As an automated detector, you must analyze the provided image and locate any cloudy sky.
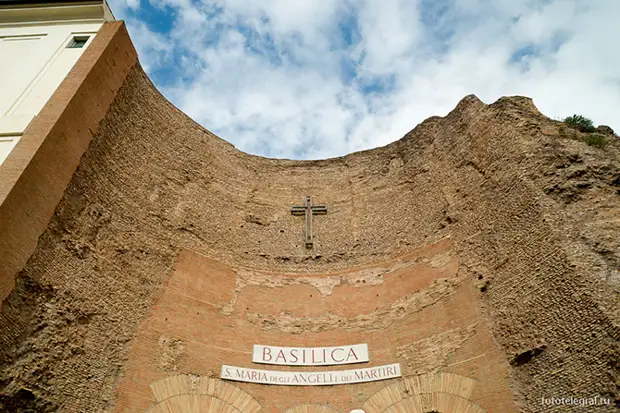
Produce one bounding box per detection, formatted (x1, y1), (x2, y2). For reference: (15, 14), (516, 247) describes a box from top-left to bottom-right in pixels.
(107, 0), (620, 160)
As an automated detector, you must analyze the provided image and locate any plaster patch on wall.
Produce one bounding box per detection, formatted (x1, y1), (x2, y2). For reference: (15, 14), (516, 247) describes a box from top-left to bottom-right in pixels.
(395, 323), (478, 374)
(219, 252), (452, 315)
(245, 276), (462, 334)
(426, 251), (454, 268)
(157, 336), (185, 372)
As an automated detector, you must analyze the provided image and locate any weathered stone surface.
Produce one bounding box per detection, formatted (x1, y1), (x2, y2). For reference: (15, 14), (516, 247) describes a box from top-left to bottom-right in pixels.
(596, 125), (616, 136)
(0, 23), (619, 413)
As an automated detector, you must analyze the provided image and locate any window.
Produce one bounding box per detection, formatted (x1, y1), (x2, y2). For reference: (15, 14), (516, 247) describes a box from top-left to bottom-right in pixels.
(67, 36), (89, 49)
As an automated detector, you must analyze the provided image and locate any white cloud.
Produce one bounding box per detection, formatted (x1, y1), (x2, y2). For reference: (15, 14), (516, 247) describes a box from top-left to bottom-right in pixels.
(125, 20), (172, 73)
(110, 0), (620, 159)
(356, 0), (421, 74)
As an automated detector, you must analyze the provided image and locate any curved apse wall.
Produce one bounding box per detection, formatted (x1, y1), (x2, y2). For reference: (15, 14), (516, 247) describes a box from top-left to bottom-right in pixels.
(0, 21), (618, 413)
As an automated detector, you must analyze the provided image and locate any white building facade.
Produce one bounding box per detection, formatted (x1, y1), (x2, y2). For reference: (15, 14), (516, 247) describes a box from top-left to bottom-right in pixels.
(0, 0), (113, 164)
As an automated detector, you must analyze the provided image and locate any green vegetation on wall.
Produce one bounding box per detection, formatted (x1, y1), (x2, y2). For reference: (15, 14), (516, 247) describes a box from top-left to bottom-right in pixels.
(583, 134), (607, 148)
(560, 114), (615, 149)
(563, 115), (597, 133)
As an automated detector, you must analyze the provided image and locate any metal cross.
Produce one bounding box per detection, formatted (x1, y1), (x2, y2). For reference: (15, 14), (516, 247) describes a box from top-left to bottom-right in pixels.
(291, 196), (327, 248)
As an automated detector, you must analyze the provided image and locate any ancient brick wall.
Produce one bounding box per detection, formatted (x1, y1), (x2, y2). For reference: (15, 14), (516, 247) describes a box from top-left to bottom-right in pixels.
(0, 20), (136, 338)
(112, 241), (515, 413)
(0, 23), (618, 413)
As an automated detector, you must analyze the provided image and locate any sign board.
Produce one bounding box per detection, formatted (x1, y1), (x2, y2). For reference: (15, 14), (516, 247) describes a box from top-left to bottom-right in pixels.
(252, 344), (369, 366)
(221, 363), (401, 386)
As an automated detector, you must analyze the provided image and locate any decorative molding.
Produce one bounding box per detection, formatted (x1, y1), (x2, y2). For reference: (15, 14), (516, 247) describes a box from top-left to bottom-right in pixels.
(0, 2), (112, 26)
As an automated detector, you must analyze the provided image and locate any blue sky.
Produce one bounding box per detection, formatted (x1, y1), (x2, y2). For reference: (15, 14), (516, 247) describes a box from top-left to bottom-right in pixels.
(108, 0), (620, 160)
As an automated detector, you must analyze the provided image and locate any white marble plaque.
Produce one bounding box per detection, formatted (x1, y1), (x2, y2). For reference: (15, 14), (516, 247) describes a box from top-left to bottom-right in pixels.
(252, 344), (369, 366)
(221, 363), (401, 386)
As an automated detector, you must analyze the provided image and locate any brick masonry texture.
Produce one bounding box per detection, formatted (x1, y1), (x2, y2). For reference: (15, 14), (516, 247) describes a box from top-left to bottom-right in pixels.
(1, 22), (619, 413)
(0, 21), (135, 314)
(112, 241), (514, 413)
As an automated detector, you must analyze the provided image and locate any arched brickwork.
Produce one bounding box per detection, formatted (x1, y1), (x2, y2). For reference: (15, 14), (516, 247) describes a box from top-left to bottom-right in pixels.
(148, 395), (242, 413)
(2, 17), (617, 413)
(146, 375), (262, 413)
(381, 394), (486, 413)
(362, 373), (486, 413)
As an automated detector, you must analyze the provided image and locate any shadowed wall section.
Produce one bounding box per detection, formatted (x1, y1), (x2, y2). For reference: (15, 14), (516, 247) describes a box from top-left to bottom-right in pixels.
(0, 20), (618, 413)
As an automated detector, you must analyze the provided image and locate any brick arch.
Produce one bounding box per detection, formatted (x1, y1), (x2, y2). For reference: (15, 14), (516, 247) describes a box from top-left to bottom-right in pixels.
(383, 393), (486, 413)
(147, 394), (242, 413)
(362, 373), (487, 413)
(145, 375), (262, 413)
(282, 404), (342, 413)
